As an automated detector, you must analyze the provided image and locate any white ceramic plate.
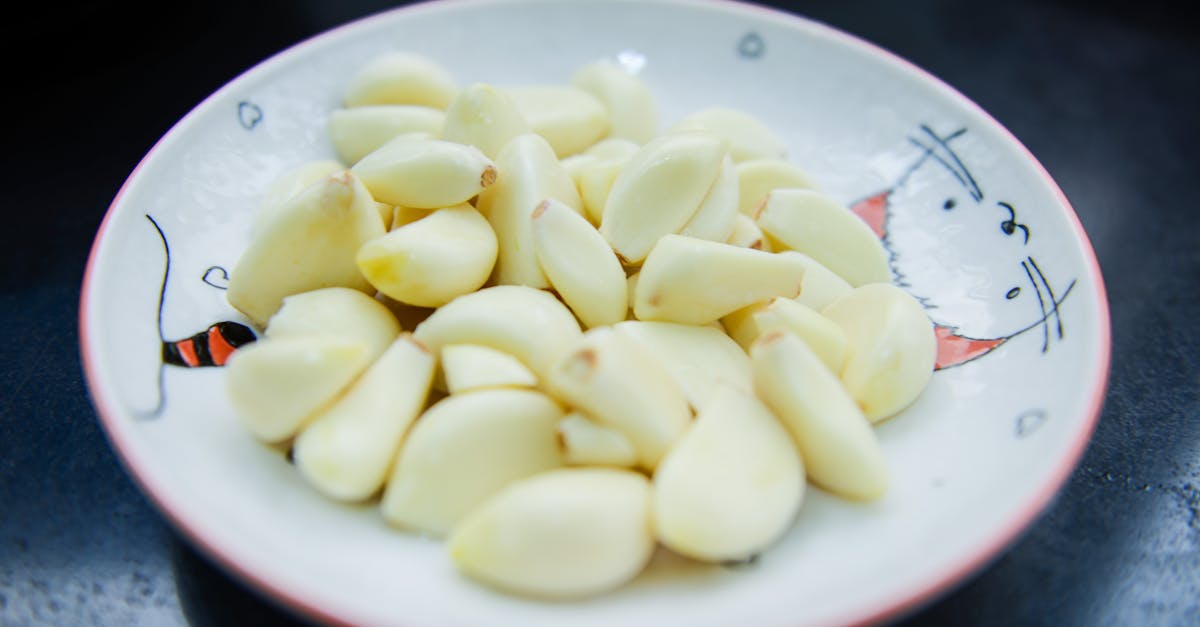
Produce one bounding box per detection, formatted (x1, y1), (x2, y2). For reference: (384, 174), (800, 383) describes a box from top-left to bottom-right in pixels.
(80, 1), (1111, 625)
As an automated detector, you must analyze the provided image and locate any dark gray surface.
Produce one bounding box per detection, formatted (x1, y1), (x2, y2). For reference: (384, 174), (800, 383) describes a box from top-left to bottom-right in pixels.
(2, 0), (1196, 624)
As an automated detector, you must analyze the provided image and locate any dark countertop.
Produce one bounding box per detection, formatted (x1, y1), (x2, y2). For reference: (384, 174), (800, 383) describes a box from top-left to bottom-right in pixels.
(2, 0), (1196, 624)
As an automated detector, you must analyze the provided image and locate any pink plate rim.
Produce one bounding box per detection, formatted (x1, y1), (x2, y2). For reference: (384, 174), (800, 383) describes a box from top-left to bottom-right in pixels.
(78, 1), (1112, 625)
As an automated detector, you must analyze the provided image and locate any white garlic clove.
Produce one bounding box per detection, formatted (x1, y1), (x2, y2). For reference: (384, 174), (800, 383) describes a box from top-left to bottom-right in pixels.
(228, 171), (384, 326)
(531, 199), (627, 328)
(670, 108), (787, 162)
(613, 320), (752, 411)
(821, 283), (936, 422)
(412, 285), (582, 381)
(547, 327), (691, 470)
(735, 158), (817, 215)
(351, 137), (497, 209)
(751, 330), (888, 500)
(504, 85), (610, 157)
(476, 133), (583, 287)
(343, 52), (457, 109)
(680, 155), (739, 243)
(265, 287), (401, 362)
(570, 60), (659, 144)
(599, 132), (726, 263)
(756, 189), (891, 287)
(653, 384), (804, 562)
(293, 334), (435, 501)
(226, 336), (372, 443)
(633, 234), (807, 325)
(440, 83), (530, 159)
(448, 468), (654, 599)
(327, 105), (445, 164)
(381, 389), (563, 536)
(357, 203), (498, 308)
(441, 343), (538, 394)
(557, 412), (638, 468)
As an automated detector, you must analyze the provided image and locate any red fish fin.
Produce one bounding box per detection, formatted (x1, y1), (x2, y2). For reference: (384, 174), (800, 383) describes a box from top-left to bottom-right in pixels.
(935, 325), (1005, 369)
(850, 192), (889, 238)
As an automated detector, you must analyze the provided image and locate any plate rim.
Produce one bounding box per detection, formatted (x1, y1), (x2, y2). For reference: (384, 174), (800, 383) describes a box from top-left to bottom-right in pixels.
(78, 0), (1113, 625)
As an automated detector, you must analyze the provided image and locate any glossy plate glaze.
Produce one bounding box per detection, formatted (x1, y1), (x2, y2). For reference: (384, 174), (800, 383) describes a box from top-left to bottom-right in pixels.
(79, 1), (1110, 625)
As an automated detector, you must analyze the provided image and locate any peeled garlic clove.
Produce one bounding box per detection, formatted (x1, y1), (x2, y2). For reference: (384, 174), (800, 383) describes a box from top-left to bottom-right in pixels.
(504, 85), (609, 157)
(613, 320), (751, 411)
(633, 235), (807, 325)
(449, 468), (653, 599)
(441, 83), (530, 159)
(327, 105), (445, 164)
(390, 206), (433, 230)
(560, 153), (599, 186)
(357, 204), (498, 308)
(726, 213), (768, 250)
(228, 171), (385, 326)
(531, 199), (627, 328)
(670, 108), (787, 162)
(254, 160), (345, 235)
(576, 157), (626, 225)
(735, 159), (817, 215)
(720, 302), (769, 351)
(751, 331), (888, 500)
(571, 60), (658, 144)
(754, 297), (849, 373)
(547, 327), (690, 470)
(442, 343), (538, 394)
(680, 155), (739, 243)
(557, 412), (638, 468)
(654, 384), (803, 562)
(821, 284), (936, 422)
(343, 52), (457, 109)
(294, 334), (434, 501)
(756, 189), (890, 287)
(476, 133), (583, 287)
(413, 285), (582, 380)
(265, 287), (401, 362)
(599, 132), (726, 263)
(226, 336), (372, 443)
(381, 389), (563, 536)
(351, 137), (496, 209)
(788, 252), (854, 310)
(583, 138), (640, 160)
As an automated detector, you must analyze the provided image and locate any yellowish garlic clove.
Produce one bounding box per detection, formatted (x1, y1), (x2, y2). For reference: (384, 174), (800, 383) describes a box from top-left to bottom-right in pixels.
(570, 60), (659, 144)
(265, 287), (401, 362)
(531, 199), (627, 328)
(633, 234), (807, 325)
(680, 155), (740, 243)
(343, 51), (457, 109)
(504, 85), (610, 157)
(751, 330), (888, 500)
(821, 284), (936, 422)
(227, 171), (384, 326)
(412, 285), (582, 381)
(756, 189), (891, 287)
(327, 105), (445, 164)
(547, 327), (691, 470)
(735, 158), (817, 215)
(476, 133), (583, 287)
(381, 389), (563, 536)
(670, 108), (787, 162)
(351, 137), (497, 209)
(599, 132), (726, 263)
(357, 204), (498, 308)
(557, 412), (639, 468)
(441, 83), (530, 159)
(293, 334), (435, 501)
(441, 343), (538, 394)
(613, 320), (752, 411)
(448, 468), (654, 599)
(226, 336), (372, 443)
(653, 384), (804, 562)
